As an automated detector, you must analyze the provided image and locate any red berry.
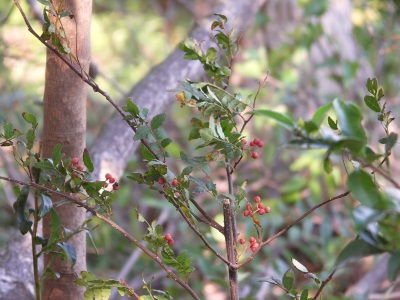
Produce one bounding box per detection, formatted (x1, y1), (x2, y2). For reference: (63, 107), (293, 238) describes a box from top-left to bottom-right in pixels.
(239, 238), (245, 245)
(105, 173), (112, 180)
(242, 145), (247, 150)
(77, 165), (84, 171)
(249, 141), (255, 147)
(246, 203), (252, 210)
(253, 138), (261, 145)
(251, 152), (259, 159)
(174, 192), (180, 198)
(168, 239), (175, 245)
(243, 210), (251, 217)
(71, 157), (79, 165)
(109, 177), (116, 183)
(113, 182), (119, 190)
(257, 203), (265, 209)
(158, 177), (166, 185)
(257, 141), (264, 148)
(249, 237), (256, 244)
(254, 196), (261, 203)
(241, 139), (247, 145)
(165, 234), (172, 241)
(172, 178), (179, 187)
(265, 206), (271, 213)
(258, 209), (266, 215)
(250, 243), (259, 252)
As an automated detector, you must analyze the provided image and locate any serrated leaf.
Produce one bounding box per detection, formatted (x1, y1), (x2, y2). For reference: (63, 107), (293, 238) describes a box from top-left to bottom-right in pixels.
(251, 109), (295, 131)
(134, 125), (150, 141)
(388, 251), (400, 282)
(83, 148), (94, 172)
(364, 95), (381, 112)
(292, 258), (308, 273)
(38, 193), (52, 218)
(347, 170), (390, 210)
(282, 269), (294, 290)
(151, 113), (167, 130)
(336, 239), (382, 265)
(13, 186), (32, 235)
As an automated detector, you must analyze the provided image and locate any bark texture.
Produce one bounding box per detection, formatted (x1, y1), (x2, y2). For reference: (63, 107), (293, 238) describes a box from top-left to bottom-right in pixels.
(41, 0), (91, 299)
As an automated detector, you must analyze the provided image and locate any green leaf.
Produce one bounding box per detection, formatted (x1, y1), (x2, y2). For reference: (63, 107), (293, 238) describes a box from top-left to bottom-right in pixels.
(364, 95), (381, 112)
(199, 128), (214, 143)
(3, 121), (14, 139)
(83, 148), (94, 172)
(214, 13), (228, 23)
(161, 138), (173, 148)
(366, 78), (378, 95)
(292, 258), (309, 273)
(36, 0), (52, 7)
(22, 112), (38, 128)
(34, 160), (55, 172)
(282, 269), (294, 290)
(251, 110), (295, 131)
(327, 116), (338, 130)
(26, 129), (35, 150)
(122, 99), (139, 117)
(388, 251), (400, 282)
(38, 194), (53, 218)
(151, 113), (167, 130)
(134, 125), (150, 141)
(57, 242), (77, 266)
(312, 102), (332, 126)
(48, 208), (61, 246)
(347, 170), (390, 210)
(13, 186), (32, 235)
(352, 205), (385, 232)
(206, 47), (218, 62)
(337, 239), (382, 265)
(300, 289), (308, 300)
(385, 132), (398, 153)
(333, 99), (366, 151)
(51, 144), (64, 166)
(303, 121), (318, 134)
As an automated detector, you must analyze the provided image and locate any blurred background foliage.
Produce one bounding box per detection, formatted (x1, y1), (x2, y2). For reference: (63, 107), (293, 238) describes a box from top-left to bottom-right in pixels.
(1, 0), (399, 299)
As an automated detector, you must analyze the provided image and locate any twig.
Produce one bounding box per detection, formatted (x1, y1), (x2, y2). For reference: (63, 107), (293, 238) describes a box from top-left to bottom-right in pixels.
(189, 197), (224, 233)
(313, 269), (336, 299)
(120, 278), (140, 299)
(13, 0), (159, 160)
(0, 175), (200, 300)
(236, 191), (350, 269)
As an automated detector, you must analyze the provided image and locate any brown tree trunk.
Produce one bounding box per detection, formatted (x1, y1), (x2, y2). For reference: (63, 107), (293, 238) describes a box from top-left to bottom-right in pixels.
(41, 1), (92, 299)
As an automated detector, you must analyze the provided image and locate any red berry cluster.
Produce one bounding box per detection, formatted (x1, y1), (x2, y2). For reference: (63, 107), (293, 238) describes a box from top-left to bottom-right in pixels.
(238, 236), (260, 252)
(158, 177), (181, 198)
(243, 196), (271, 217)
(240, 137), (264, 159)
(164, 233), (174, 245)
(104, 173), (119, 190)
(71, 157), (85, 171)
(248, 237), (259, 252)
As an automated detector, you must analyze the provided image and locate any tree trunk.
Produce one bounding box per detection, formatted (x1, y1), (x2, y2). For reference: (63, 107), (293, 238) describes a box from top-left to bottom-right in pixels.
(41, 1), (91, 299)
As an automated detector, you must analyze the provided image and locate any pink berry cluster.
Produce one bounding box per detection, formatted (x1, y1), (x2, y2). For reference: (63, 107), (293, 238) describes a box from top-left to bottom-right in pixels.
(240, 137), (264, 159)
(71, 157), (85, 171)
(243, 196), (271, 217)
(238, 236), (260, 252)
(104, 173), (119, 190)
(164, 233), (175, 245)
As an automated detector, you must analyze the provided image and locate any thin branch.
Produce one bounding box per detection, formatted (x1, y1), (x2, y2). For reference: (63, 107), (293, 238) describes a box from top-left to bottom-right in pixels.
(0, 175), (200, 300)
(13, 0), (159, 160)
(313, 269), (336, 299)
(236, 191), (350, 270)
(188, 198), (224, 233)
